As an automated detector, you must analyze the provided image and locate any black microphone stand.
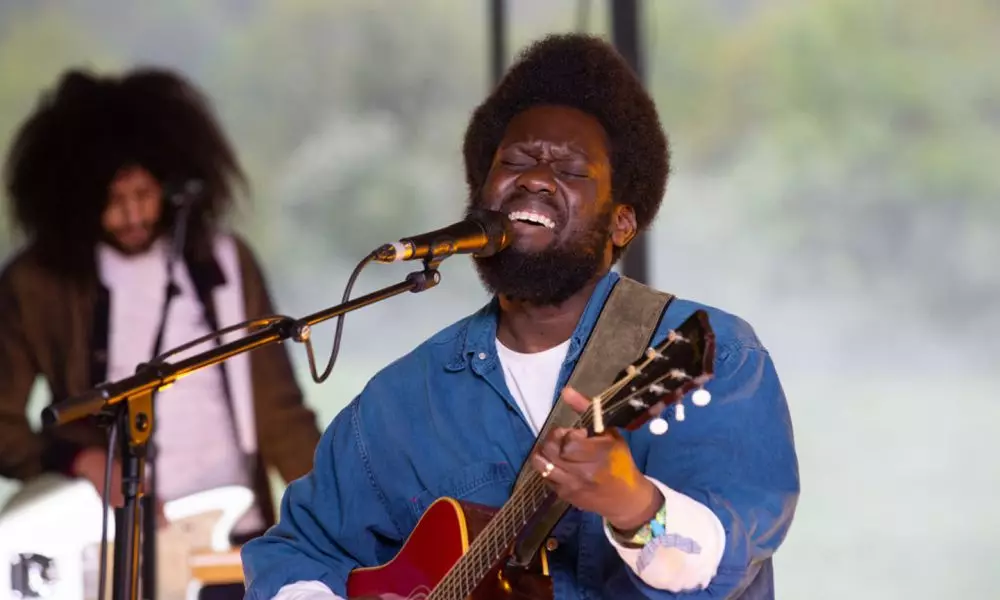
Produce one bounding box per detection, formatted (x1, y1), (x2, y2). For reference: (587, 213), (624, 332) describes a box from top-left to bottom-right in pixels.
(139, 185), (195, 600)
(42, 256), (444, 600)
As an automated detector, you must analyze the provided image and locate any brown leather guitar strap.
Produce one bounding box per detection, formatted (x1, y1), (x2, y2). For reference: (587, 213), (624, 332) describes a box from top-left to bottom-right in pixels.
(508, 275), (674, 568)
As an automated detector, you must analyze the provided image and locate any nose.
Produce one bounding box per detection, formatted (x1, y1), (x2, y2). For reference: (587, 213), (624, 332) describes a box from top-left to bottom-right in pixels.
(516, 164), (556, 196)
(122, 196), (144, 227)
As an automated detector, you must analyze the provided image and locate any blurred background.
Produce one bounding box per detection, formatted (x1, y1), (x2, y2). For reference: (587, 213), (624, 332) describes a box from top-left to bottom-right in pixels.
(1, 0), (998, 598)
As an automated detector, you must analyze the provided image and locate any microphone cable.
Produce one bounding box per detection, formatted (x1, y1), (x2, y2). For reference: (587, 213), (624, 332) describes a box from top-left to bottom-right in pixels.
(301, 252), (376, 384)
(96, 410), (118, 600)
(143, 251), (377, 386)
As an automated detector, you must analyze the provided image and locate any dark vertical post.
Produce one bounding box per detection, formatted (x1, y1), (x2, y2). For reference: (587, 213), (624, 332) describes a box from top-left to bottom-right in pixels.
(490, 0), (507, 87)
(610, 0), (650, 284)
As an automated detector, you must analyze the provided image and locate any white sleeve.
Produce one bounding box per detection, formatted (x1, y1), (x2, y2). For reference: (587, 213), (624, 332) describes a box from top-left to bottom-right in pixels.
(270, 581), (344, 600)
(604, 476), (727, 593)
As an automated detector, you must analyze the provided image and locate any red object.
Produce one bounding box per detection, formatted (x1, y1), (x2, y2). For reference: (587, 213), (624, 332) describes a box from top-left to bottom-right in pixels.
(346, 498), (552, 600)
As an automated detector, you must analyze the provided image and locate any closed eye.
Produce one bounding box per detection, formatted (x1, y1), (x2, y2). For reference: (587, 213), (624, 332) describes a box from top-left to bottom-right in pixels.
(500, 158), (534, 168)
(556, 163), (590, 179)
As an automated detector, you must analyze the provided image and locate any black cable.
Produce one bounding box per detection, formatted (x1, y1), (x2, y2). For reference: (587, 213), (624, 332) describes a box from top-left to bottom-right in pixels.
(96, 412), (118, 600)
(147, 316), (284, 364)
(139, 250), (375, 395)
(303, 252), (376, 384)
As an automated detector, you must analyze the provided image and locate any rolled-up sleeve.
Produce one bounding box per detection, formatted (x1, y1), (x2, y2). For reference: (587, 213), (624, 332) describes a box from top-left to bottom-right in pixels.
(612, 339), (800, 597)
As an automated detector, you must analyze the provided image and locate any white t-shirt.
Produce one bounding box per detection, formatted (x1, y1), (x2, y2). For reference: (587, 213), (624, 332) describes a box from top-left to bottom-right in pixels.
(494, 337), (571, 434)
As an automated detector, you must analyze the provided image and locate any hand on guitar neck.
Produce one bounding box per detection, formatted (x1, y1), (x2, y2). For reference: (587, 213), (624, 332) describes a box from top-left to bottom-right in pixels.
(72, 447), (167, 526)
(528, 386), (663, 534)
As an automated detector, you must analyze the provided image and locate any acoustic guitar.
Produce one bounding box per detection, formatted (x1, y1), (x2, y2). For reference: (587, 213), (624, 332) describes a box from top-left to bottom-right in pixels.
(346, 310), (716, 600)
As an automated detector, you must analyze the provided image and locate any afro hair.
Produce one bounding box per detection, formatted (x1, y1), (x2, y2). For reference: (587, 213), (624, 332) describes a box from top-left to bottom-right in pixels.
(3, 67), (247, 274)
(463, 33), (669, 237)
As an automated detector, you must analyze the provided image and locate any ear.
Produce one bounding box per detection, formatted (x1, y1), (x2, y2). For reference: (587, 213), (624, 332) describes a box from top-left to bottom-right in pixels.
(610, 204), (637, 250)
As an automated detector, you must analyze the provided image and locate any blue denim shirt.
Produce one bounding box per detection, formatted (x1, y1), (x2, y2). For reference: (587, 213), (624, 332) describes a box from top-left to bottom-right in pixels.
(242, 271), (800, 599)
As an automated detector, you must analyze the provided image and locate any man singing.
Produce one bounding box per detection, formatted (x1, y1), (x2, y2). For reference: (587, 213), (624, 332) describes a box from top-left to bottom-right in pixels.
(242, 33), (799, 599)
(0, 68), (321, 598)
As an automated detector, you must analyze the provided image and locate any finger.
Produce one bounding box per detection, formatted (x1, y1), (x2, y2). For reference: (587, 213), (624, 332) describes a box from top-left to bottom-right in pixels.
(559, 386), (591, 414)
(540, 427), (574, 461)
(537, 432), (599, 486)
(530, 450), (558, 479)
(530, 452), (576, 489)
(558, 429), (615, 463)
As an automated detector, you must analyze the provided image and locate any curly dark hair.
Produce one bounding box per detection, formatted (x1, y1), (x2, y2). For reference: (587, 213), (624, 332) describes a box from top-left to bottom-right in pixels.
(3, 67), (247, 274)
(462, 33), (669, 252)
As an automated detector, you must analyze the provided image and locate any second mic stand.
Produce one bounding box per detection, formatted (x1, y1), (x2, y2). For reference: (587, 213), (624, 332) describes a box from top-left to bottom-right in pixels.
(141, 185), (194, 600)
(46, 258), (443, 600)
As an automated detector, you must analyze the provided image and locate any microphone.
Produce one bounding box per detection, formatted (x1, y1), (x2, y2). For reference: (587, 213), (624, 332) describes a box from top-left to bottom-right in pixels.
(165, 178), (204, 208)
(373, 208), (513, 263)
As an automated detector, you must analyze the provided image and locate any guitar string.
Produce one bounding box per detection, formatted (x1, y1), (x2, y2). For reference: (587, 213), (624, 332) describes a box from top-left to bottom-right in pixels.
(431, 346), (698, 599)
(431, 353), (657, 598)
(430, 340), (702, 599)
(432, 396), (647, 599)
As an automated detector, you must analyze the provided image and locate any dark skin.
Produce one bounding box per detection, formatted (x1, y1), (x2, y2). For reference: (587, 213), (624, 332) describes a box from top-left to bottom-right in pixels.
(353, 106), (658, 600)
(480, 104), (662, 532)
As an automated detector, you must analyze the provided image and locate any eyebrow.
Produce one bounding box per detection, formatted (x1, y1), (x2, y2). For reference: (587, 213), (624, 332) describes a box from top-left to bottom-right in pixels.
(505, 139), (596, 159)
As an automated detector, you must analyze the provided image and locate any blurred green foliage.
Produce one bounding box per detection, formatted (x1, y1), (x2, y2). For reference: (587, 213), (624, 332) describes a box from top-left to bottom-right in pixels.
(1, 0), (995, 331)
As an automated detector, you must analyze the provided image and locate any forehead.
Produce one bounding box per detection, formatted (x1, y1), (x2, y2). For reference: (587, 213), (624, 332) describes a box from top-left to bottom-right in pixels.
(499, 104), (610, 158)
(108, 166), (160, 196)
(110, 165), (158, 187)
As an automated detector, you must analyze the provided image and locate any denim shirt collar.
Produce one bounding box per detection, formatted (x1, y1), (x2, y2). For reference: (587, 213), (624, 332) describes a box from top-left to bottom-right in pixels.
(445, 270), (622, 374)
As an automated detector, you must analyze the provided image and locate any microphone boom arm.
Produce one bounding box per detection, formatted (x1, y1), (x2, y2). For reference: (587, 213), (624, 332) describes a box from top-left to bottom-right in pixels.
(43, 262), (441, 428)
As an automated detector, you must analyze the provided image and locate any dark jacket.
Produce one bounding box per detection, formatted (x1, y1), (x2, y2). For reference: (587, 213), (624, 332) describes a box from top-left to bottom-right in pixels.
(0, 233), (321, 529)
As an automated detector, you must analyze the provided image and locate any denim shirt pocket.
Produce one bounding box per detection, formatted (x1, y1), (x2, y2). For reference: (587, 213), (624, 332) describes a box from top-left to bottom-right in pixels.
(408, 460), (517, 521)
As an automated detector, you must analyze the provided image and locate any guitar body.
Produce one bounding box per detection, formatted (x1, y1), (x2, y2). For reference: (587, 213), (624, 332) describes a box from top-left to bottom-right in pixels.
(347, 498), (552, 600)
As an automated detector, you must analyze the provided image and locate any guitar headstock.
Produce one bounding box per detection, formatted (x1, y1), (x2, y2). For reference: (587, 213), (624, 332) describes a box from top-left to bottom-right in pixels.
(590, 310), (716, 435)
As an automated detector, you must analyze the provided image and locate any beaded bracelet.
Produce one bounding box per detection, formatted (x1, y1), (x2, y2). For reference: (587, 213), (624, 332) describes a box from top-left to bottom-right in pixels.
(610, 500), (668, 548)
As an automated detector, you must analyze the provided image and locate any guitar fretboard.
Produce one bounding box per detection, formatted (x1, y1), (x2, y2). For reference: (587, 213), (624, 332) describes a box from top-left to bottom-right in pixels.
(427, 413), (591, 600)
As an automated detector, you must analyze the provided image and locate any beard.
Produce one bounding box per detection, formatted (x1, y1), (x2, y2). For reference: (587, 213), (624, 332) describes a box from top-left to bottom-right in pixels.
(472, 204), (612, 306)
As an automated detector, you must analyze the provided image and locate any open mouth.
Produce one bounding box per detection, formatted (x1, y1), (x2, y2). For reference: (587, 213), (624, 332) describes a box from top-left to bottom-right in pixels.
(507, 210), (556, 230)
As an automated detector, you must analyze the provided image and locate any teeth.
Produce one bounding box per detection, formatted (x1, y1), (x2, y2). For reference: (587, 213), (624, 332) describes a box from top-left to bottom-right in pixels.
(508, 210), (555, 229)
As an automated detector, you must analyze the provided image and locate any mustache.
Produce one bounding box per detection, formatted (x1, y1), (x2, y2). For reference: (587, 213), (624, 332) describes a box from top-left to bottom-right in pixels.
(501, 190), (554, 206)
(499, 191), (564, 217)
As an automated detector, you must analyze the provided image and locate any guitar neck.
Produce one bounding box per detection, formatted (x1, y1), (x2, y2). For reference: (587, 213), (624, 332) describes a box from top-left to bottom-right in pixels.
(429, 411), (598, 600)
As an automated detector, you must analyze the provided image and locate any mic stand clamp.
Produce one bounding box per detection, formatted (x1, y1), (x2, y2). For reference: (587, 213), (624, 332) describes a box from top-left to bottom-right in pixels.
(406, 257), (443, 291)
(108, 386), (155, 600)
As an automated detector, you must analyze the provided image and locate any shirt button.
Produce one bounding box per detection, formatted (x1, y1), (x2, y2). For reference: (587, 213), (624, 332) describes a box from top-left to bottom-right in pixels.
(478, 352), (487, 360)
(545, 537), (559, 551)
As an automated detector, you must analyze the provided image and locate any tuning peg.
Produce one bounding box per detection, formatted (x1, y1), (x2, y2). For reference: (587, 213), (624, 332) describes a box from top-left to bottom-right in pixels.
(675, 403), (686, 422)
(692, 388), (711, 407)
(649, 417), (668, 435)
